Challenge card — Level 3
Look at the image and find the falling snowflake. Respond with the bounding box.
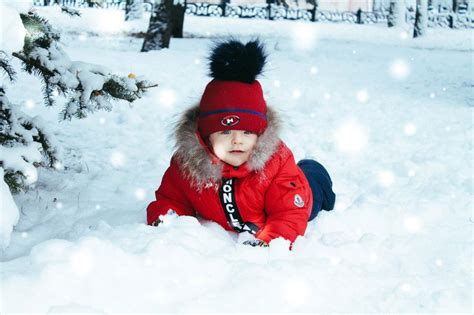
[99,117,106,124]
[310,66,318,74]
[389,59,410,80]
[274,80,281,88]
[378,170,395,187]
[291,22,319,51]
[356,90,369,103]
[110,151,126,168]
[135,188,146,200]
[25,99,35,109]
[334,120,369,154]
[159,89,176,108]
[54,161,63,170]
[404,123,417,136]
[323,93,331,100]
[292,89,302,99]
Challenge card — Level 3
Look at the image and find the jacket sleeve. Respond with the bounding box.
[256,153,312,244]
[147,157,195,225]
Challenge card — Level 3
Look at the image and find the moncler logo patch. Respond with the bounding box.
[294,194,305,208]
[221,115,240,127]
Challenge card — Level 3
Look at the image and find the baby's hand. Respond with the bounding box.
[243,239,269,247]
[151,218,162,227]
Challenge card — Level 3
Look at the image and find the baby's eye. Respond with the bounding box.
[244,131,255,135]
[221,130,231,135]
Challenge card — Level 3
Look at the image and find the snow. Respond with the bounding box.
[0,168,20,249]
[0,3,28,54]
[1,6,472,313]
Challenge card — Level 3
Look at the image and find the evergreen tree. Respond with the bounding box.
[1,9,156,194]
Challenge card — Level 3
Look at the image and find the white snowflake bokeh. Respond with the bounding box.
[135,188,146,201]
[356,89,369,103]
[291,22,319,51]
[404,123,417,136]
[159,89,177,108]
[334,120,369,154]
[389,59,410,80]
[110,151,126,168]
[25,99,35,109]
[53,161,63,170]
[292,88,302,99]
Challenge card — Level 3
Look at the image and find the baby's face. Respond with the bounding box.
[209,130,258,167]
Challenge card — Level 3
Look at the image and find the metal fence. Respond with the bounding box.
[32,0,473,28]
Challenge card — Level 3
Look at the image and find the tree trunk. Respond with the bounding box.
[125,0,144,21]
[413,0,428,37]
[387,0,406,27]
[171,1,186,38]
[141,0,173,52]
[452,0,459,12]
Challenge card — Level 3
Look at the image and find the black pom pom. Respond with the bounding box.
[208,39,267,84]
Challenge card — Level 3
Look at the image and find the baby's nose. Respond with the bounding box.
[232,133,243,144]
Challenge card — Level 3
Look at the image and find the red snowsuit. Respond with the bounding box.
[147,106,313,243]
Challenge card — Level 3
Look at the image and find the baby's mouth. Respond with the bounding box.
[229,150,245,154]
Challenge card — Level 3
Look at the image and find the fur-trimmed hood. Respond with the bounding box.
[173,105,282,189]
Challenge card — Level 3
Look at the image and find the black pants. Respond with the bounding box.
[298,159,336,221]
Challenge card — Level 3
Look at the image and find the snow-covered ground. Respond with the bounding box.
[1,6,472,313]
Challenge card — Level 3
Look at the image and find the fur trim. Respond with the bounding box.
[174,105,282,189]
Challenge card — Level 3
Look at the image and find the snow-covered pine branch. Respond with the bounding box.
[0,51,17,83]
[0,88,61,193]
[14,11,157,120]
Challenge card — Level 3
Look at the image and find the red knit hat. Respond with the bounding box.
[197,40,268,139]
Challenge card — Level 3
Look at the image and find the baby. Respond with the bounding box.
[147,39,335,247]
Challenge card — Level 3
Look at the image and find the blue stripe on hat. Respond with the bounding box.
[199,108,267,120]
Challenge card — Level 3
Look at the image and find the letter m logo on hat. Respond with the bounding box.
[221,115,240,127]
